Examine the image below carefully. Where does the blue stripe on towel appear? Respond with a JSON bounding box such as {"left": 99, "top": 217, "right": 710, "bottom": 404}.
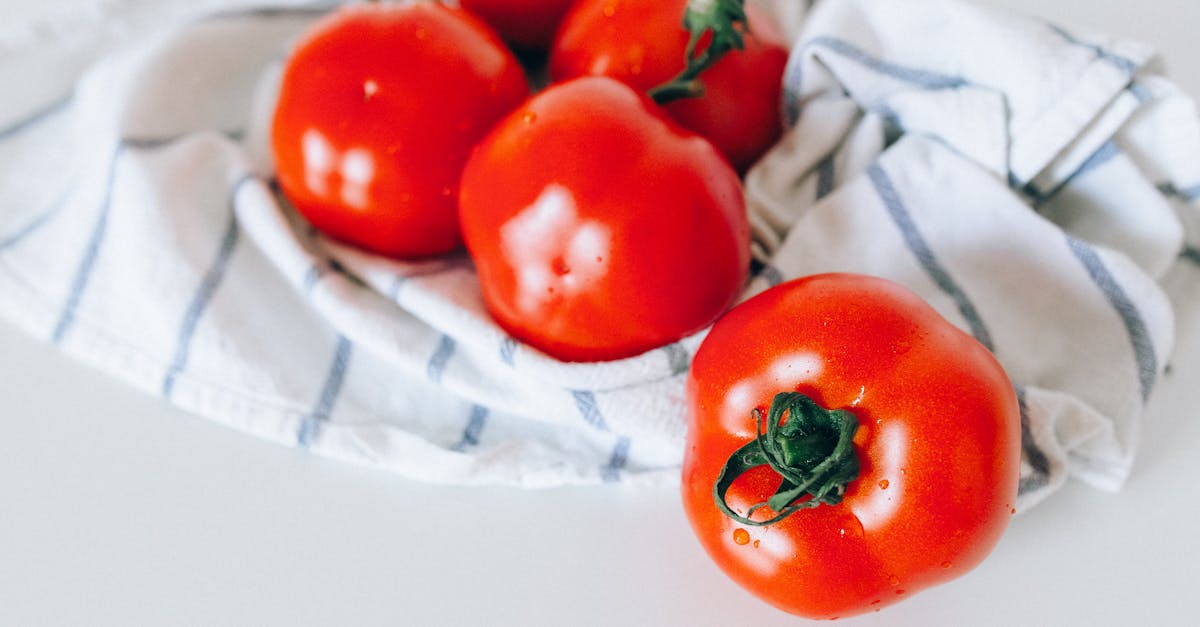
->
{"left": 499, "top": 335, "right": 518, "bottom": 366}
{"left": 785, "top": 36, "right": 969, "bottom": 123}
{"left": 0, "top": 210, "right": 55, "bottom": 251}
{"left": 426, "top": 334, "right": 457, "bottom": 383}
{"left": 1072, "top": 140, "right": 1121, "bottom": 177}
{"left": 867, "top": 163, "right": 995, "bottom": 352}
{"left": 204, "top": 2, "right": 340, "bottom": 21}
{"left": 1066, "top": 236, "right": 1158, "bottom": 401}
{"left": 1046, "top": 23, "right": 1140, "bottom": 74}
{"left": 123, "top": 128, "right": 245, "bottom": 151}
{"left": 806, "top": 36, "right": 971, "bottom": 90}
{"left": 1128, "top": 82, "right": 1154, "bottom": 103}
{"left": 663, "top": 342, "right": 690, "bottom": 376}
{"left": 600, "top": 436, "right": 632, "bottom": 483}
{"left": 51, "top": 143, "right": 124, "bottom": 345}
{"left": 571, "top": 390, "right": 609, "bottom": 432}
{"left": 302, "top": 262, "right": 328, "bottom": 293}
{"left": 297, "top": 335, "right": 354, "bottom": 447}
{"left": 0, "top": 90, "right": 74, "bottom": 143}
{"left": 1158, "top": 182, "right": 1200, "bottom": 203}
{"left": 1022, "top": 141, "right": 1121, "bottom": 203}
{"left": 1182, "top": 245, "right": 1200, "bottom": 267}
{"left": 758, "top": 263, "right": 785, "bottom": 287}
{"left": 161, "top": 181, "right": 246, "bottom": 399}
{"left": 0, "top": 186, "right": 70, "bottom": 252}
{"left": 815, "top": 152, "right": 837, "bottom": 201}
{"left": 451, "top": 404, "right": 489, "bottom": 452}
{"left": 1015, "top": 386, "right": 1051, "bottom": 495}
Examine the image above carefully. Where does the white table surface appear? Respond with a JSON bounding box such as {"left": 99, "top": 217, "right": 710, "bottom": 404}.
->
{"left": 3, "top": 1, "right": 1199, "bottom": 625}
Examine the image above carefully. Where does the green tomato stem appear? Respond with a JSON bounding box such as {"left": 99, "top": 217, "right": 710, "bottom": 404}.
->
{"left": 648, "top": 0, "right": 749, "bottom": 105}
{"left": 713, "top": 392, "right": 861, "bottom": 526}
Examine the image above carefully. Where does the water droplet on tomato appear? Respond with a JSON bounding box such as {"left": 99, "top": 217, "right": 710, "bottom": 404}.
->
{"left": 941, "top": 561, "right": 952, "bottom": 569}
{"left": 837, "top": 514, "right": 865, "bottom": 540}
{"left": 415, "top": 27, "right": 428, "bottom": 40}
{"left": 603, "top": 2, "right": 616, "bottom": 17}
{"left": 888, "top": 575, "right": 900, "bottom": 586}
{"left": 732, "top": 528, "right": 750, "bottom": 545}
{"left": 878, "top": 479, "right": 889, "bottom": 490}
{"left": 752, "top": 539, "right": 760, "bottom": 548}
{"left": 551, "top": 258, "right": 570, "bottom": 275}
{"left": 895, "top": 589, "right": 906, "bottom": 595}
{"left": 440, "top": 186, "right": 452, "bottom": 197}
{"left": 523, "top": 111, "right": 538, "bottom": 124}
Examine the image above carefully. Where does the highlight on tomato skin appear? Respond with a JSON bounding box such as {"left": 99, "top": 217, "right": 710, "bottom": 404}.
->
{"left": 549, "top": 0, "right": 790, "bottom": 173}
{"left": 681, "top": 273, "right": 1022, "bottom": 619}
{"left": 270, "top": 2, "right": 529, "bottom": 259}
{"left": 458, "top": 76, "right": 751, "bottom": 363}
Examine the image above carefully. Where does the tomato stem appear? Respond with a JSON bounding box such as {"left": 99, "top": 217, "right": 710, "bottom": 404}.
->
{"left": 713, "top": 392, "right": 860, "bottom": 526}
{"left": 648, "top": 0, "right": 748, "bottom": 104}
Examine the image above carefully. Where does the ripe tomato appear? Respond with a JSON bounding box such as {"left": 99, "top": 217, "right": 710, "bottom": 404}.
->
{"left": 271, "top": 3, "right": 528, "bottom": 259}
{"left": 683, "top": 274, "right": 1020, "bottom": 619}
{"left": 458, "top": 76, "right": 750, "bottom": 362}
{"left": 458, "top": 0, "right": 576, "bottom": 50}
{"left": 549, "top": 0, "right": 789, "bottom": 172}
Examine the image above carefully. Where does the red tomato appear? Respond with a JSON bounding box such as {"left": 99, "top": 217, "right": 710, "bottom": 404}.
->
{"left": 683, "top": 273, "right": 1020, "bottom": 619}
{"left": 550, "top": 0, "right": 789, "bottom": 172}
{"left": 458, "top": 0, "right": 576, "bottom": 50}
{"left": 271, "top": 3, "right": 529, "bottom": 259}
{"left": 458, "top": 77, "right": 750, "bottom": 362}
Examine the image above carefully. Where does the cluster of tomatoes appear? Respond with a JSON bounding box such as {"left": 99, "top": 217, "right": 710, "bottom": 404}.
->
{"left": 271, "top": 0, "right": 787, "bottom": 362}
{"left": 270, "top": 0, "right": 1022, "bottom": 620}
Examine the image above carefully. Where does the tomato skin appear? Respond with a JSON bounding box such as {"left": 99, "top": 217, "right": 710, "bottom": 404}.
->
{"left": 459, "top": 76, "right": 750, "bottom": 362}
{"left": 271, "top": 3, "right": 528, "bottom": 259}
{"left": 683, "top": 274, "right": 1020, "bottom": 619}
{"left": 550, "top": 0, "right": 790, "bottom": 172}
{"left": 458, "top": 0, "right": 576, "bottom": 50}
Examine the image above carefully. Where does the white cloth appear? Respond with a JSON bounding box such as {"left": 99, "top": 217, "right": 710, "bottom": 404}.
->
{"left": 0, "top": 0, "right": 1196, "bottom": 508}
{"left": 751, "top": 0, "right": 1198, "bottom": 508}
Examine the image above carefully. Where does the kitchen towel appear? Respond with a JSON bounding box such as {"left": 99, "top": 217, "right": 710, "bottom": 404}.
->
{"left": 0, "top": 0, "right": 1196, "bottom": 509}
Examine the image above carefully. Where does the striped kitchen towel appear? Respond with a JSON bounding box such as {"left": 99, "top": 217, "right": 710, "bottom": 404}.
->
{"left": 749, "top": 0, "right": 1199, "bottom": 508}
{"left": 0, "top": 0, "right": 1197, "bottom": 508}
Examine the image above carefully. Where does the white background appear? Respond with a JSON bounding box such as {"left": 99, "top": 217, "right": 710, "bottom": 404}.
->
{"left": 2, "top": 1, "right": 1199, "bottom": 625}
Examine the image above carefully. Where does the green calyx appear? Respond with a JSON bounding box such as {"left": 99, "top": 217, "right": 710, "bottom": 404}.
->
{"left": 713, "top": 392, "right": 861, "bottom": 526}
{"left": 648, "top": 0, "right": 749, "bottom": 104}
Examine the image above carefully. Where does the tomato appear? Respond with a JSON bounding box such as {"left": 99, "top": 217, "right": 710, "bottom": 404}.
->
{"left": 458, "top": 0, "right": 576, "bottom": 50}
{"left": 271, "top": 3, "right": 529, "bottom": 259}
{"left": 550, "top": 0, "right": 789, "bottom": 172}
{"left": 682, "top": 273, "right": 1020, "bottom": 619}
{"left": 458, "top": 76, "right": 750, "bottom": 362}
